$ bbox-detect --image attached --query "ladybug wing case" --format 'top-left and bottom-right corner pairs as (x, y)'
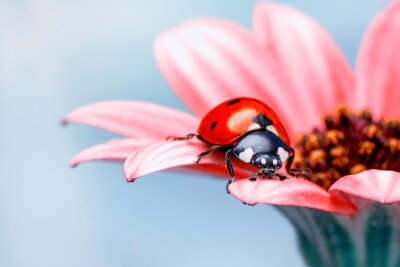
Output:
(197, 97), (290, 146)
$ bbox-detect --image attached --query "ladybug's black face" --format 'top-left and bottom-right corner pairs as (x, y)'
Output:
(252, 153), (282, 170)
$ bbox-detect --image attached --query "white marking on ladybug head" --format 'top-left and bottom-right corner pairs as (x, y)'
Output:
(238, 148), (254, 163)
(267, 125), (279, 136)
(277, 147), (289, 162)
(261, 158), (266, 165)
(272, 159), (278, 166)
(247, 122), (261, 132)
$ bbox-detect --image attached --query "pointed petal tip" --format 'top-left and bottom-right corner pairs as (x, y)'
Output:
(69, 160), (78, 168)
(69, 152), (84, 167)
(123, 162), (136, 182)
(62, 109), (84, 125)
(70, 139), (144, 168)
(60, 118), (69, 126)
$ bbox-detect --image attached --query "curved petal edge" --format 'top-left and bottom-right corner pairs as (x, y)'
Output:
(123, 139), (257, 182)
(354, 0), (400, 118)
(329, 169), (400, 204)
(228, 178), (357, 215)
(70, 138), (152, 167)
(64, 101), (198, 139)
(154, 18), (285, 119)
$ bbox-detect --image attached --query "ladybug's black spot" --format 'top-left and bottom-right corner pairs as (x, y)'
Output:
(210, 121), (218, 131)
(227, 99), (241, 106)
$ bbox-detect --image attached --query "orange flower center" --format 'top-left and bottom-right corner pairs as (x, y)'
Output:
(293, 105), (400, 189)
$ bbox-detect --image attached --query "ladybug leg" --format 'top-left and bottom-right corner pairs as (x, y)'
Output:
(286, 148), (311, 179)
(195, 145), (222, 163)
(249, 175), (257, 181)
(166, 133), (198, 141)
(275, 173), (287, 181)
(225, 149), (235, 194)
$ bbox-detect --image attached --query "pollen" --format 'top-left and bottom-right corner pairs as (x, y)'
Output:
(293, 105), (400, 189)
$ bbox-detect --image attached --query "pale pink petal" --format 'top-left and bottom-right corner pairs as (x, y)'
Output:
(70, 138), (153, 167)
(64, 101), (199, 138)
(329, 169), (400, 204)
(228, 178), (356, 215)
(154, 18), (297, 132)
(354, 0), (400, 118)
(72, 138), (252, 179)
(176, 164), (252, 180)
(123, 139), (256, 182)
(252, 2), (354, 133)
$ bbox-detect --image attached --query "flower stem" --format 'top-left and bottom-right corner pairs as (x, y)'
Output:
(277, 204), (398, 267)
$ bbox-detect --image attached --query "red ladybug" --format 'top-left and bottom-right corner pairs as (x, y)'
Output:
(170, 97), (306, 191)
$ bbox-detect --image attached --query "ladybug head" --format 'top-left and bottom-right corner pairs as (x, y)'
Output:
(252, 153), (282, 173)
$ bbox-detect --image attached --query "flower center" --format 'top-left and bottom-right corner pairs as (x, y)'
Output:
(293, 105), (400, 189)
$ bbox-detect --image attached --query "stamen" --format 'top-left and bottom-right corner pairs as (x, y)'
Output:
(294, 106), (400, 189)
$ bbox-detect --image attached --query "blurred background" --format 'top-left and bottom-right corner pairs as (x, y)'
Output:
(0, 0), (390, 266)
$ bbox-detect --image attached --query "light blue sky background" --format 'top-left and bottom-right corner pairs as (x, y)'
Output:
(0, 0), (390, 266)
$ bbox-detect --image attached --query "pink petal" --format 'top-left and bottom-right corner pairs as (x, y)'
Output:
(64, 101), (199, 138)
(329, 169), (400, 204)
(228, 178), (357, 215)
(176, 164), (252, 180)
(70, 138), (153, 167)
(354, 0), (400, 118)
(252, 3), (354, 133)
(123, 139), (256, 182)
(154, 19), (288, 123)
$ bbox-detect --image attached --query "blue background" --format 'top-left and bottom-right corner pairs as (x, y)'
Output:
(0, 0), (389, 266)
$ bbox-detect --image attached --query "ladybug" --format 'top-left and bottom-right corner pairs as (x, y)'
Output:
(170, 97), (306, 191)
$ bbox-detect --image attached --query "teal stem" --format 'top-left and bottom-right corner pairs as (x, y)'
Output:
(365, 205), (393, 267)
(277, 204), (398, 267)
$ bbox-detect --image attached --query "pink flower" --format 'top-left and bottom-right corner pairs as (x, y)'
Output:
(65, 1), (400, 217)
